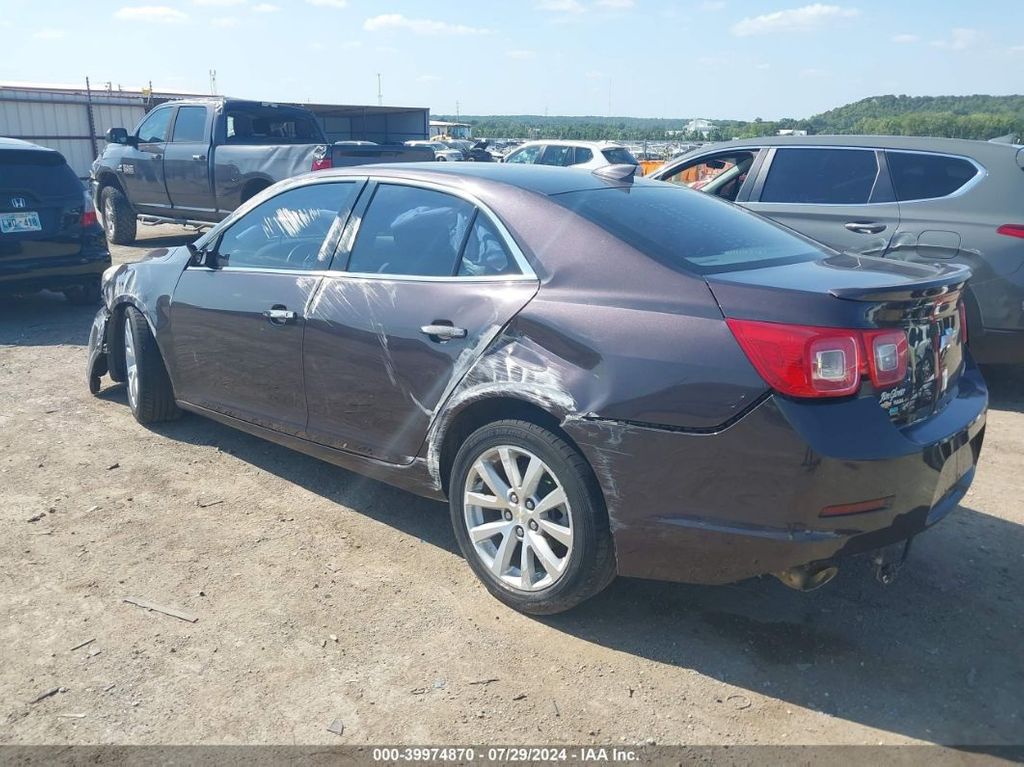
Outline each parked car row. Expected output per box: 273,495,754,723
85,161,988,614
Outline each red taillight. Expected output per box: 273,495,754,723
996,224,1024,239
80,190,98,227
958,301,969,345
311,144,332,172
863,329,909,388
726,319,910,399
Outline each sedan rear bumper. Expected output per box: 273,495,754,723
565,362,988,585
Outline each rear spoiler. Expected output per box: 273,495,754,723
829,263,971,302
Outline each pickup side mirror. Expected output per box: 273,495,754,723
106,127,130,145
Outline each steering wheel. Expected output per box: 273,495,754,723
285,241,319,267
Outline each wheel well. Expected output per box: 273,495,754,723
240,179,270,203
106,302,130,382
96,174,125,196
437,397,580,497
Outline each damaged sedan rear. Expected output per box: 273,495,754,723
86,164,987,614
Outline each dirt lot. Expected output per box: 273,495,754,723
1,225,1022,746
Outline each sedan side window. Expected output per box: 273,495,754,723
347,185,476,277
760,148,878,205
136,109,172,144
505,145,543,164
213,183,356,270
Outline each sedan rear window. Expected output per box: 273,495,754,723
553,185,821,275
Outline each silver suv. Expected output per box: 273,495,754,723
652,135,1024,364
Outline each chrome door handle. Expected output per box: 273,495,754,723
263,308,297,323
421,324,467,340
192,154,207,161
845,221,887,235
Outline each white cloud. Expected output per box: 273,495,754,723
800,67,829,77
596,0,634,8
930,28,981,51
536,0,585,12
211,15,239,26
33,28,67,40
252,2,279,10
1010,45,1024,53
363,14,489,34
113,6,189,23
890,33,919,43
731,4,858,37
193,0,245,5
306,0,347,7
417,74,442,83
506,49,537,59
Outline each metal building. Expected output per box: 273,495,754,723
0,81,430,179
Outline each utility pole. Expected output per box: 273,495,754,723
209,69,217,95
377,73,383,106
456,100,460,121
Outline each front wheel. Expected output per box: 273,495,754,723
449,419,616,614
100,186,137,245
122,306,180,424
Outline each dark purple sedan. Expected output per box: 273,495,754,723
86,164,987,614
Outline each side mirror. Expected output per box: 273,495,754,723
106,127,130,145
186,241,224,269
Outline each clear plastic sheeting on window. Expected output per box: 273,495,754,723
347,184,476,277
215,183,358,271
458,215,520,277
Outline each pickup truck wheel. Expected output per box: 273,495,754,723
122,306,180,424
101,186,137,245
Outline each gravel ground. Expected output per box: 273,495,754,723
1,225,1022,746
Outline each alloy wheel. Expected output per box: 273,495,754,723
463,445,574,592
124,318,139,410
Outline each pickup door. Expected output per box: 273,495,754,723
162,105,215,214
120,106,174,212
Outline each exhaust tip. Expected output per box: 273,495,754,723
774,563,839,592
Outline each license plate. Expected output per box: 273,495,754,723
0,211,42,234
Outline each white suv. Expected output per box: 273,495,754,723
503,140,639,170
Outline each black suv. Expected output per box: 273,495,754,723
1,138,110,304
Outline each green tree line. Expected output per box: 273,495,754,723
437,94,1024,142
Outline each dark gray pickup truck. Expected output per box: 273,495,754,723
90,98,431,244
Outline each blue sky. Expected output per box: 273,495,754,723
1,1,1021,119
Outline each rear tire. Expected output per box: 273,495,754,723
122,306,180,424
101,186,137,245
63,278,101,305
450,419,616,615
